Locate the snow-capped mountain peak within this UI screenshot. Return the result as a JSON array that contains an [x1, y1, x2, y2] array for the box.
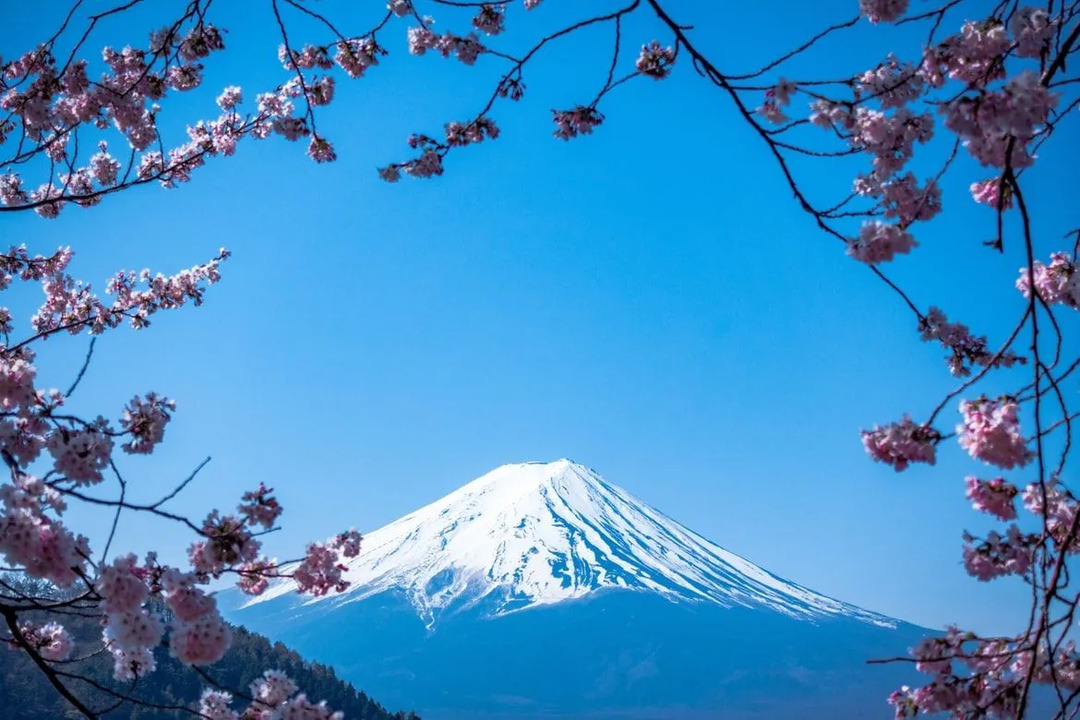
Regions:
[[246, 460, 893, 627]]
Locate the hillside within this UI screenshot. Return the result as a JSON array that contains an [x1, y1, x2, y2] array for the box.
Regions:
[[0, 616, 420, 720]]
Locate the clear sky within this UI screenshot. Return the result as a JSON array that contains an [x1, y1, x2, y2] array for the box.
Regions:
[[4, 0, 1076, 635]]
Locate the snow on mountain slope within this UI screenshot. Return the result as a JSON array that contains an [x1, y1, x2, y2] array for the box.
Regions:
[[245, 460, 894, 627]]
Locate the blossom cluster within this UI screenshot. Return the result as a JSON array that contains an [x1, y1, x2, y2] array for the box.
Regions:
[[0, 245, 363, 690], [0, 4, 402, 218], [957, 397, 1033, 470], [407, 22, 486, 65], [757, 79, 796, 124], [847, 220, 916, 264], [861, 415, 940, 471], [552, 106, 605, 141], [197, 668, 344, 718], [917, 307, 1024, 377], [636, 41, 676, 80], [16, 621, 74, 661], [1017, 253, 1080, 309]]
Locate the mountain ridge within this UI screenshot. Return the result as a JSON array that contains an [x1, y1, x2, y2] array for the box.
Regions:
[[244, 459, 897, 629], [225, 459, 929, 719]]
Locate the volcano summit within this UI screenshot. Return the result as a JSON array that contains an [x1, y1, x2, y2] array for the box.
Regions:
[[226, 460, 927, 719]]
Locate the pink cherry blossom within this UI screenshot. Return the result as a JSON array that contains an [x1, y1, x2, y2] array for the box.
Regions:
[[445, 117, 499, 146], [0, 508, 90, 586], [216, 86, 242, 110], [857, 55, 923, 109], [332, 529, 362, 558], [237, 557, 276, 595], [307, 136, 336, 163], [847, 220, 916, 264], [388, 0, 412, 17], [19, 621, 74, 661], [964, 477, 1018, 521], [99, 553, 150, 614], [969, 178, 1011, 209], [552, 107, 603, 140], [472, 5, 506, 36], [46, 423, 114, 485], [105, 608, 164, 651], [1022, 480, 1078, 547], [1012, 7, 1055, 59], [239, 484, 283, 528], [250, 669, 299, 707], [200, 690, 239, 720], [120, 393, 175, 454], [861, 415, 940, 471], [0, 353, 37, 411], [1017, 253, 1080, 309], [169, 610, 231, 665], [162, 569, 217, 621], [859, 0, 909, 23], [109, 645, 156, 680], [962, 525, 1034, 581], [957, 397, 1033, 470], [918, 307, 1024, 377], [190, 511, 259, 578], [334, 38, 384, 78], [276, 694, 344, 720], [293, 542, 349, 596], [636, 41, 676, 80], [879, 173, 940, 224]]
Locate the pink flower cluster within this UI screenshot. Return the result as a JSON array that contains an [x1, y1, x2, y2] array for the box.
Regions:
[[0, 471, 90, 587], [18, 621, 73, 661], [239, 670, 342, 720], [943, 71, 1058, 170], [408, 23, 486, 65], [964, 476, 1018, 521], [1022, 480, 1078, 549], [472, 5, 506, 36], [307, 136, 337, 164], [199, 690, 239, 720], [757, 80, 795, 124], [334, 38, 385, 79], [957, 397, 1033, 470], [847, 220, 916, 264], [636, 41, 676, 80], [0, 25, 232, 217], [28, 248, 229, 337], [890, 630, 1044, 718], [292, 530, 362, 596], [923, 20, 1011, 88], [969, 177, 1011, 209], [1017, 252, 1080, 309], [552, 106, 604, 141], [879, 173, 941, 225], [445, 117, 500, 147], [1012, 7, 1055, 58], [853, 172, 940, 226], [918, 307, 1024, 377], [962, 525, 1034, 581], [856, 55, 923, 109], [189, 511, 260, 579], [388, 0, 412, 17], [120, 393, 175, 454], [859, 0, 909, 23], [861, 415, 940, 471], [166, 582, 232, 665], [239, 483, 284, 529]]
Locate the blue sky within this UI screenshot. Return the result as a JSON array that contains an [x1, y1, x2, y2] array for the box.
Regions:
[[4, 0, 1077, 635]]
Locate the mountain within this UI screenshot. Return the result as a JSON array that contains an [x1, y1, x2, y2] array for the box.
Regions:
[[223, 460, 930, 719]]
